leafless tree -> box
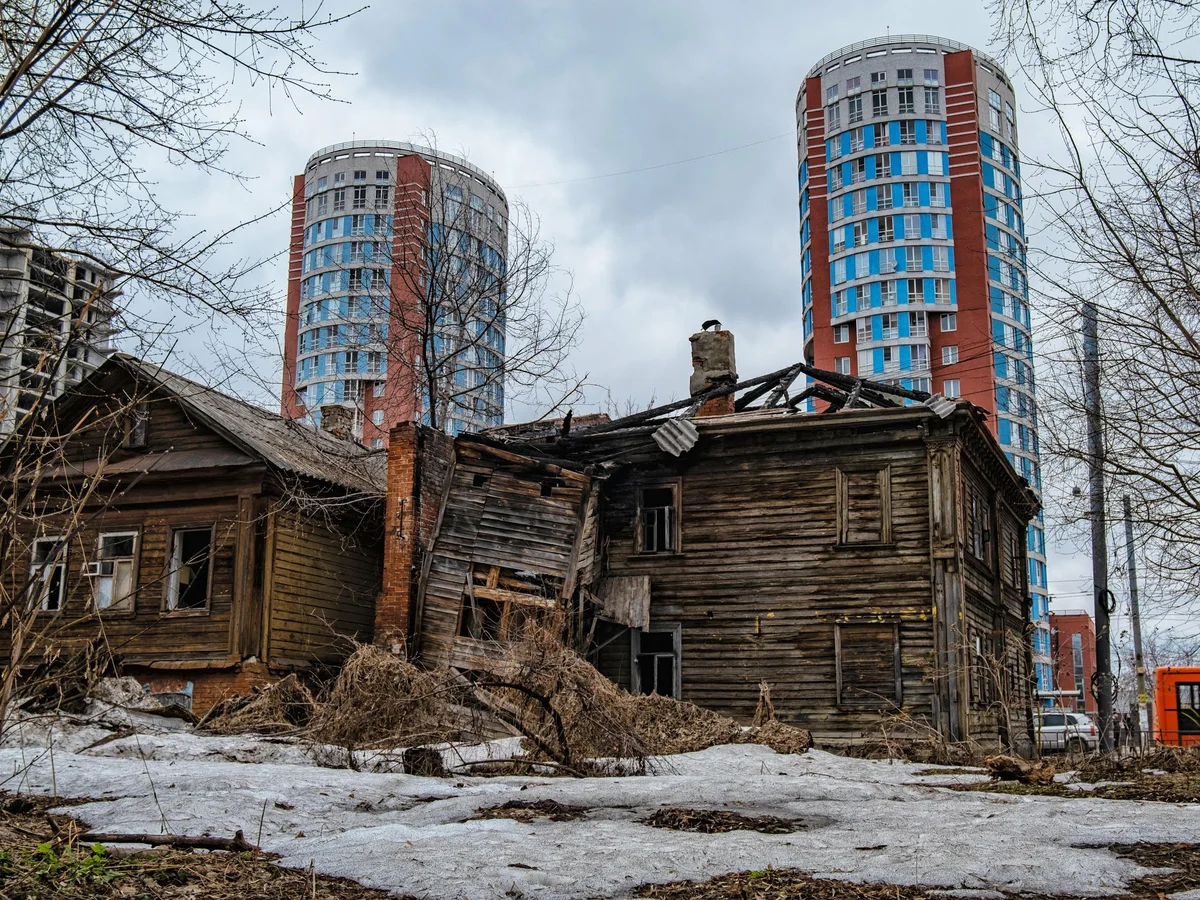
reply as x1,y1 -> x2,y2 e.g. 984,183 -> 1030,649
300,137 -> 583,435
994,0 -> 1200,615
0,0 -> 359,728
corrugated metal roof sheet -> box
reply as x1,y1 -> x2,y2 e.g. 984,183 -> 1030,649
652,417 -> 699,456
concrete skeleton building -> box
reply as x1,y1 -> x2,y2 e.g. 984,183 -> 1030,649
0,227 -> 117,435
282,141 -> 508,448
794,35 -> 1052,697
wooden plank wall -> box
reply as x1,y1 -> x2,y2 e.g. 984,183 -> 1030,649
591,417 -> 1033,747
2,491 -> 248,666
265,505 -> 381,668
595,426 -> 938,742
415,441 -> 591,669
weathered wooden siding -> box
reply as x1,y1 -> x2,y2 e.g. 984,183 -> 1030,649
415,440 -> 592,669
3,490 -> 251,666
595,426 -> 938,742
580,410 -> 1035,748
265,505 -> 381,668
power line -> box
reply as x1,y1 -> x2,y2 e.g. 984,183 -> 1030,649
513,132 -> 792,189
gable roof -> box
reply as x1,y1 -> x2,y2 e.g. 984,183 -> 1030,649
92,354 -> 385,495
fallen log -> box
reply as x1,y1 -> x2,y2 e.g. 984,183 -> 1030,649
79,829 -> 259,853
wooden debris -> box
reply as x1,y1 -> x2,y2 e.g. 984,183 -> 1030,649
985,754 -> 1056,784
79,829 -> 259,853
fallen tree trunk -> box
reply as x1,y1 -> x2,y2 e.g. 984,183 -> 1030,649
79,829 -> 259,853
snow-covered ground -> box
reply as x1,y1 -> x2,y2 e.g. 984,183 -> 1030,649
2,707 -> 1198,899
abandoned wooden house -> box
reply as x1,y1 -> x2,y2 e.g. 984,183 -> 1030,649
1,354 -> 385,713
384,328 -> 1041,747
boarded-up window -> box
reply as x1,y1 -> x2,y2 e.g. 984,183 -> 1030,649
1003,529 -> 1022,586
966,482 -> 991,560
837,467 -> 892,545
836,622 -> 901,707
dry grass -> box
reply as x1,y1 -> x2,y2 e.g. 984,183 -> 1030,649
638,808 -> 803,835
471,799 -> 589,823
201,637 -> 811,774
0,792 -> 401,899
484,630 -> 812,767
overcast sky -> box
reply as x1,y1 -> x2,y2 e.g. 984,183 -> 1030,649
136,0 -> 1190,641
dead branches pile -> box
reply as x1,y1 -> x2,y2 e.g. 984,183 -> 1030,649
200,674 -> 315,736
480,630 -> 811,768
307,645 -> 463,750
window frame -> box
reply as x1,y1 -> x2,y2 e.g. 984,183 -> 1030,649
165,524 -> 216,614
836,465 -> 893,547
835,620 -> 902,708
635,480 -> 682,555
630,622 -> 682,699
92,530 -> 140,613
30,536 -> 67,613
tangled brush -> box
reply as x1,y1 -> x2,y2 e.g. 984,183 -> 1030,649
201,674 -> 315,735
307,644 -> 463,750
485,629 -> 810,766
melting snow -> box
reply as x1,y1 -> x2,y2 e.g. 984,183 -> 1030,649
2,709 -> 1197,898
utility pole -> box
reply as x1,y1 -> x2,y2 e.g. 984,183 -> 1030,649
1082,301 -> 1114,751
1123,494 -> 1152,746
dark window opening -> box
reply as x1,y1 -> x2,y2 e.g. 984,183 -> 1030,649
459,596 -> 504,640
639,486 -> 677,554
457,564 -> 555,642
123,403 -> 149,450
633,627 -> 679,698
169,528 -> 212,610
472,473 -> 489,487
31,538 -> 66,612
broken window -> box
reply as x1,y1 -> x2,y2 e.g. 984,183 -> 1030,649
91,532 -> 137,611
30,537 -> 66,612
637,484 -> 679,554
167,527 -> 212,611
122,402 -> 149,450
632,626 -> 680,698
458,564 -> 556,641
836,622 -> 900,707
836,467 -> 891,545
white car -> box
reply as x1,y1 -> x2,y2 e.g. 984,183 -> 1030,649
1037,710 -> 1099,753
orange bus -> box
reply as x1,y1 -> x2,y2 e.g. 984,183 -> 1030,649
1154,666 -> 1200,746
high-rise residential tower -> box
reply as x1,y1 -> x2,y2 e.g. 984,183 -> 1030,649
282,141 -> 508,447
0,226 -> 118,435
795,36 -> 1052,697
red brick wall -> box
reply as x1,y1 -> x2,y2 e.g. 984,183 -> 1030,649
1049,612 -> 1097,712
804,75 -> 834,379
281,174 -> 307,418
377,423 -> 454,652
943,49 -> 996,420
126,661 -> 274,717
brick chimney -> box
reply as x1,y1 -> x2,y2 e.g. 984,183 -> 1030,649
319,404 -> 355,440
689,323 -> 737,417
